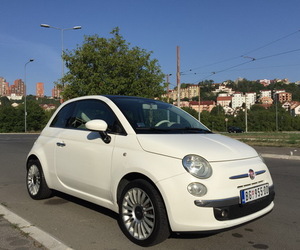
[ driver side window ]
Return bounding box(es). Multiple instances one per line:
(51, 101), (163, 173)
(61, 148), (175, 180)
(51, 99), (125, 134)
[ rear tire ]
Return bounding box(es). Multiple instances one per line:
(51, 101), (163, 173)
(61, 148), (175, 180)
(118, 179), (170, 246)
(26, 159), (52, 200)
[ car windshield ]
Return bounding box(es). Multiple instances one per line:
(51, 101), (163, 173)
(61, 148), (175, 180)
(109, 96), (211, 134)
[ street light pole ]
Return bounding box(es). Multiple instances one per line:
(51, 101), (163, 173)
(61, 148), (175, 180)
(40, 24), (82, 87)
(24, 59), (34, 133)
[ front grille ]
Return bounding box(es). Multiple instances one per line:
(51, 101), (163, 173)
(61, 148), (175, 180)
(214, 186), (275, 221)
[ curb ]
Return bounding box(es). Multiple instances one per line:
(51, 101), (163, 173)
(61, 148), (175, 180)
(261, 153), (300, 161)
(0, 205), (72, 250)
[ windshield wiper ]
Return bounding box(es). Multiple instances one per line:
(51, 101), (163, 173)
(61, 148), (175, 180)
(135, 127), (172, 132)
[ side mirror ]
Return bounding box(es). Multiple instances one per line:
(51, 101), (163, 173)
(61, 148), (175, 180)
(85, 120), (111, 144)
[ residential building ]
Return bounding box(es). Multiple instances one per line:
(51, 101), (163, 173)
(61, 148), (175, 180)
(259, 79), (271, 87)
(245, 92), (256, 108)
(291, 103), (300, 116)
(52, 86), (62, 99)
(231, 92), (244, 109)
(181, 84), (199, 99)
(259, 96), (273, 105)
(39, 104), (57, 111)
(282, 101), (300, 112)
(259, 90), (272, 99)
(11, 79), (25, 96)
(36, 82), (45, 98)
(275, 91), (292, 103)
(231, 92), (256, 109)
(217, 95), (232, 107)
(212, 84), (234, 95)
(0, 77), (10, 96)
(165, 84), (200, 101)
(189, 100), (216, 113)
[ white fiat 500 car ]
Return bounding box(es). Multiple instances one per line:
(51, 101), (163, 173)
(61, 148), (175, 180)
(26, 95), (274, 246)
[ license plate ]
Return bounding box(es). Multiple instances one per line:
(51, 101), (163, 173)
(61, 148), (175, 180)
(240, 184), (269, 204)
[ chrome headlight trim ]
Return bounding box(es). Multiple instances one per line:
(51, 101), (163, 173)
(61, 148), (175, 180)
(182, 154), (212, 179)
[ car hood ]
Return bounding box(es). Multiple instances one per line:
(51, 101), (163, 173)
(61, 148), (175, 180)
(136, 133), (258, 162)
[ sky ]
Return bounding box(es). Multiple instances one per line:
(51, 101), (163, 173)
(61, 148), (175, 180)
(1, 0), (300, 95)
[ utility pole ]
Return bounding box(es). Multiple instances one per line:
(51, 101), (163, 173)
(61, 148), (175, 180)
(166, 74), (171, 103)
(245, 93), (248, 133)
(275, 93), (278, 131)
(176, 46), (181, 107)
(198, 84), (201, 121)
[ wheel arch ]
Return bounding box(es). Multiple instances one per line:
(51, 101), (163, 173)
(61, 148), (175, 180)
(26, 154), (39, 168)
(26, 154), (53, 188)
(116, 173), (165, 208)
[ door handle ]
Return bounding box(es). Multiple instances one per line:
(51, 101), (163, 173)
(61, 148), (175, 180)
(56, 142), (66, 147)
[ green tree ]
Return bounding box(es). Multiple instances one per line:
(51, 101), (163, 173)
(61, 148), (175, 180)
(61, 28), (166, 100)
(0, 96), (10, 106)
(181, 107), (198, 119)
(0, 105), (21, 132)
(0, 101), (47, 132)
(25, 101), (48, 131)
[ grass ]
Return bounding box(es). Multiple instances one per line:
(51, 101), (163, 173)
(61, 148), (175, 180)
(222, 131), (300, 147)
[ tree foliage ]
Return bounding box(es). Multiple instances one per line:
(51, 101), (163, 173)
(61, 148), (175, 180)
(61, 28), (166, 100)
(0, 101), (47, 132)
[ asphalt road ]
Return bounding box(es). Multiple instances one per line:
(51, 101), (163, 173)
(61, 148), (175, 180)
(0, 134), (299, 250)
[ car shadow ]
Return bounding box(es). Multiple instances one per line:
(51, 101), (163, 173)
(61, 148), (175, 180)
(44, 191), (255, 242)
(170, 232), (218, 240)
(44, 191), (118, 220)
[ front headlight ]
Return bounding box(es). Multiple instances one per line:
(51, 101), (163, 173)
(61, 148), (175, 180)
(182, 154), (212, 179)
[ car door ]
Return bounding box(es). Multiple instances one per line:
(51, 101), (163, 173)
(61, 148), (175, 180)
(52, 99), (123, 202)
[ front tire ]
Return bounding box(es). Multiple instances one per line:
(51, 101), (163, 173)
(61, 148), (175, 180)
(26, 159), (52, 200)
(118, 179), (170, 246)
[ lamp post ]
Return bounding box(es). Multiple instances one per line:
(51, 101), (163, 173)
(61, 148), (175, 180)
(40, 24), (82, 86)
(24, 59), (34, 133)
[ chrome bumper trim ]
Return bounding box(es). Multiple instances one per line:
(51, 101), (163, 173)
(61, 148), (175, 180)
(194, 196), (240, 207)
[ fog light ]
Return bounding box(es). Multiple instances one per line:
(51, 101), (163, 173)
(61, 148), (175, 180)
(187, 182), (207, 197)
(221, 209), (228, 218)
(214, 208), (229, 220)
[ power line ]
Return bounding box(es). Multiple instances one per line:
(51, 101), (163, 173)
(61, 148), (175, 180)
(181, 28), (300, 77)
(190, 47), (300, 83)
(241, 29), (300, 56)
(256, 47), (300, 60)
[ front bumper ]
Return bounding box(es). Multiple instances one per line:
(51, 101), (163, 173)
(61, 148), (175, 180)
(157, 157), (274, 232)
(194, 186), (275, 221)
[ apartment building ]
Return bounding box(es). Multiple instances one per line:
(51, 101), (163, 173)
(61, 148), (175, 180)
(166, 84), (199, 101)
(231, 92), (244, 109)
(12, 79), (25, 96)
(276, 91), (292, 103)
(217, 95), (232, 107)
(0, 77), (9, 96)
(212, 84), (234, 95)
(36, 82), (45, 98)
(231, 92), (256, 109)
(189, 100), (216, 112)
(260, 90), (272, 98)
(52, 86), (62, 99)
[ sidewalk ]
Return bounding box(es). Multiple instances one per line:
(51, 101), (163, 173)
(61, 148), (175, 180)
(253, 146), (300, 160)
(0, 205), (71, 250)
(1, 146), (299, 250)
